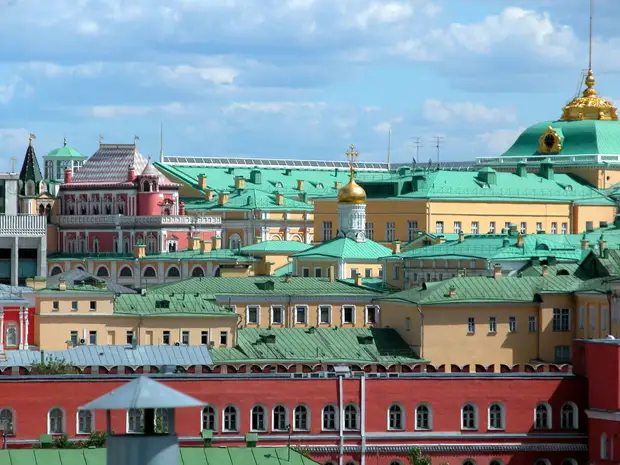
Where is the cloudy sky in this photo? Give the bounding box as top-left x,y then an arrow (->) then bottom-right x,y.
1,0 -> 619,170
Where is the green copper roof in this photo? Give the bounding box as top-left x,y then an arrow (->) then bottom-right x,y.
19,143 -> 43,190
183,189 -> 312,212
294,237 -> 393,261
45,143 -> 86,159
148,276 -> 382,296
501,120 -> 620,157
241,240 -> 312,254
210,327 -> 423,364
114,293 -> 237,317
273,261 -> 294,276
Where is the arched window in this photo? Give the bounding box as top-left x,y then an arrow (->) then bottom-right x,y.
462,460 -> 476,465
344,462 -> 358,465
48,407 -> 65,434
127,408 -> 144,433
415,403 -> 432,430
388,404 -> 403,430
146,235 -> 157,254
0,408 -> 14,434
535,403 -> 551,429
167,266 -> 181,278
75,265 -> 85,271
167,239 -> 178,253
561,460 -> 577,465
191,266 -> 205,277
25,180 -> 35,196
50,266 -> 63,276
489,460 -> 503,465
561,403 -> 578,429
202,406 -> 216,431
223,405 -> 238,432
389,462 -> 403,465
96,266 -> 110,277
602,433 -> 609,460
123,238 -> 130,254
66,238 -> 75,253
322,404 -> 337,431
272,405 -> 288,431
77,409 -> 93,434
113,237 -> 119,253
294,405 -> 309,431
228,233 -> 242,250
119,266 -> 133,277
143,181 -> 151,192
344,404 -> 359,431
251,405 -> 266,431
92,238 -> 99,254
488,403 -> 504,430
143,266 -> 157,278
39,204 -> 45,216
461,403 -> 478,430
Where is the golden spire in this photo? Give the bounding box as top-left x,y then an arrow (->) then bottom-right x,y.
338,144 -> 366,204
560,0 -> 618,121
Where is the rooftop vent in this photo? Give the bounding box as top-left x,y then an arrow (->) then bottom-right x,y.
357,335 -> 374,345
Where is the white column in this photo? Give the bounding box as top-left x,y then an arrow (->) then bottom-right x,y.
37,237 -> 47,278
11,236 -> 18,286
285,227 -> 290,241
23,307 -> 29,350
18,308 -> 24,350
0,309 -> 4,351
181,261 -> 189,278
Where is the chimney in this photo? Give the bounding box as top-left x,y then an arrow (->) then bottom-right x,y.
448,285 -> 456,297
297,179 -> 305,191
335,181 -> 342,189
59,279 -> 67,291
329,265 -> 335,282
541,265 -> 549,277
516,162 -> 528,178
189,236 -> 200,250
198,174 -> 207,190
265,261 -> 275,276
234,176 -> 246,190
516,233 -> 525,248
205,189 -> 214,201
275,192 -> 284,205
134,244 -> 146,259
493,264 -> 502,280
218,192 -> 229,206
284,273 -> 292,283
212,236 -> 222,250
26,277 -> 47,290
127,165 -> 136,182
599,236 -> 608,256
250,169 -> 262,184
354,273 -> 362,287
64,168 -> 72,184
200,239 -> 212,254
393,240 -> 401,254
254,236 -> 262,244
458,231 -> 464,243
179,201 -> 186,216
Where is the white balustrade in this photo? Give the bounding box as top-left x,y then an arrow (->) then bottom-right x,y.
0,215 -> 47,236
58,215 -> 221,227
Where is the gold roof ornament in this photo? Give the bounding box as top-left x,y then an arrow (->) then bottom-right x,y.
560,69 -> 618,121
538,126 -> 562,154
338,144 -> 367,204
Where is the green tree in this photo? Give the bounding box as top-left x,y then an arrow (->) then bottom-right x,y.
29,355 -> 78,375
407,447 -> 432,465
82,431 -> 108,448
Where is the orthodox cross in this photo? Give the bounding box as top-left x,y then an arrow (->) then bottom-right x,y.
345,144 -> 359,175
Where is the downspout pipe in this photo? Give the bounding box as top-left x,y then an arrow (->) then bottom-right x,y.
361,375 -> 366,465
339,375 -> 344,465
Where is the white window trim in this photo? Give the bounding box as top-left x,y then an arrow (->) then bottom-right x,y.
250,404 -> 268,432
534,402 -> 552,429
387,403 -> 405,431
302,267 -> 310,277
0,408 -> 15,435
460,403 -> 478,430
318,305 -> 332,325
508,316 -> 517,333
293,404 -> 311,431
222,405 -> 240,432
76,409 -> 95,435
313,267 -> 323,278
47,406 -> 66,435
487,402 -> 505,430
365,305 -> 379,325
201,405 -> 218,431
95,265 -> 110,277
246,304 -> 261,325
294,305 -> 308,325
180,329 -> 190,345
271,404 -> 289,432
415,403 -> 432,431
343,403 -> 360,431
561,402 -> 579,429
269,305 -> 284,325
322,404 -> 339,431
341,305 -> 356,325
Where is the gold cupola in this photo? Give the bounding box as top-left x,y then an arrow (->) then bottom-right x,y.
338,144 -> 367,204
560,68 -> 618,121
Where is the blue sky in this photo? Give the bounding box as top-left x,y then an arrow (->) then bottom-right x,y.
1,0 -> 620,170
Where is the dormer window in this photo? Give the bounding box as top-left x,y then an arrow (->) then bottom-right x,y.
317,183 -> 324,188
275,182 -> 283,188
565,185 -> 573,191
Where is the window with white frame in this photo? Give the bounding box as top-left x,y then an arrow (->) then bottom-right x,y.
508,316 -> 517,332
561,403 -> 577,429
386,222 -> 396,242
488,317 -> 496,333
49,407 -> 65,434
365,222 -> 374,240
294,405 -> 309,431
220,331 -> 228,346
366,306 -> 378,325
488,403 -> 504,430
323,405 -> 337,431
407,220 -> 418,242
251,405 -> 266,431
314,268 -> 322,278
344,404 -> 359,430
0,409 -> 14,434
561,222 -> 568,234
302,267 -> 310,277
489,221 -> 496,234
554,345 -> 570,363
319,306 -> 331,324
415,404 -> 431,430
602,306 -> 608,331
528,316 -> 537,332
342,306 -> 355,324
454,221 -> 462,234
271,306 -> 284,325
534,403 -> 551,429
435,221 -> 444,234
551,222 -> 557,234
223,405 -> 238,432
461,404 -> 477,430
350,268 -> 359,279
536,222 -> 543,232
504,222 -> 511,231
272,405 -> 288,431
181,330 -> 190,345
247,305 -> 260,325
520,222 -> 527,233
578,306 -> 585,329
388,404 -> 403,430
471,222 -> 479,235
202,406 -> 217,431
295,306 -> 307,324
127,408 -> 144,433
77,410 -> 93,434
89,331 -> 97,345
323,221 -> 333,241
468,317 -> 475,333
552,308 -> 570,332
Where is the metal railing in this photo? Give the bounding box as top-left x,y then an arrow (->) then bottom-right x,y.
57,214 -> 221,227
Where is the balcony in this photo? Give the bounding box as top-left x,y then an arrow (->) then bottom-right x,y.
57,214 -> 221,228
0,214 -> 46,237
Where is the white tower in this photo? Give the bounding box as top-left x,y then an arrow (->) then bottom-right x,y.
337,144 -> 367,242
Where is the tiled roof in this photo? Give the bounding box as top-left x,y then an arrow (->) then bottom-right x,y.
294,237 -> 393,261
114,293 -> 236,317
183,189 -> 313,212
148,277 -> 382,296
0,345 -> 213,368
44,268 -> 137,294
377,275 -> 583,305
210,327 -> 422,364
241,240 -> 313,254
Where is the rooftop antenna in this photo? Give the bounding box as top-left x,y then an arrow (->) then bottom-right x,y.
433,136 -> 444,166
411,137 -> 422,167
134,134 -> 140,147
99,134 -> 104,146
386,129 -> 391,170
159,121 -> 164,163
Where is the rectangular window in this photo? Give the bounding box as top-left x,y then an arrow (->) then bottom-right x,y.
201,331 -> 209,345
314,268 -> 322,278
551,222 -> 557,234
342,306 -> 355,324
435,221 -> 444,234
520,222 -> 527,234
578,306 -> 585,329
509,316 -> 517,333
70,330 -> 79,346
126,330 -> 135,344
322,221 -> 333,241
89,301 -> 97,311
504,222 -> 511,231
247,305 -> 260,324
453,221 -> 462,234
586,221 -> 593,232
471,221 -> 479,235
366,306 -> 377,324
89,330 -> 97,345
271,306 -> 284,325
613,302 -> 620,323
365,222 -> 374,240
295,306 -> 307,324
561,222 -> 568,234
71,301 -> 78,311
163,331 -> 170,345
528,316 -> 537,333
393,265 -> 400,280
302,268 -> 310,278
589,305 -> 596,330
319,306 -> 331,324
489,221 -> 496,234
552,308 -> 570,332
386,222 -> 396,242
536,222 -> 543,232
468,317 -> 475,334
52,301 -> 59,311
407,220 -> 418,242
364,268 -> 372,278
350,268 -> 359,279
378,268 -> 383,278
219,331 -> 228,346
488,317 -> 496,333
602,306 -> 608,331
554,345 -> 571,363
181,330 -> 190,345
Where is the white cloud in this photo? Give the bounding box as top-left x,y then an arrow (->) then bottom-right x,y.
0,83 -> 15,105
477,127 -> 526,155
422,99 -> 517,125
89,103 -> 188,118
373,116 -> 403,134
355,2 -> 414,29
0,128 -> 30,151
25,62 -> 104,78
224,101 -> 327,114
157,65 -> 239,86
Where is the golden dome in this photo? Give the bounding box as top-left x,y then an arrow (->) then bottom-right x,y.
561,69 -> 618,121
338,168 -> 366,204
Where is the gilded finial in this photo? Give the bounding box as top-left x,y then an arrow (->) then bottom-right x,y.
338,144 -> 366,204
28,133 -> 36,146
345,144 -> 359,178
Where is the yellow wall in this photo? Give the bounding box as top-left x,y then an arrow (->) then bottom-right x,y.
575,294 -> 613,339
294,259 -> 383,280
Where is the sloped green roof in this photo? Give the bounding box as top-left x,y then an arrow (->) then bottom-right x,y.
114,293 -> 237,317
0,447 -> 318,465
517,263 -> 582,278
378,275 -> 583,305
148,277 -> 382,296
294,237 -> 393,261
210,327 -> 422,364
241,240 -> 312,254
19,143 -> 43,190
273,261 -> 294,277
183,189 -> 312,212
45,144 -> 86,159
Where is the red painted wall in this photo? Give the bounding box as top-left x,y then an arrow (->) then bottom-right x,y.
2,307 -> 35,347
137,192 -> 161,216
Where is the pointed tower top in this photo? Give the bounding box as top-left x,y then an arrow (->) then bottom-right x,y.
338,144 -> 366,204
20,137 -> 43,193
